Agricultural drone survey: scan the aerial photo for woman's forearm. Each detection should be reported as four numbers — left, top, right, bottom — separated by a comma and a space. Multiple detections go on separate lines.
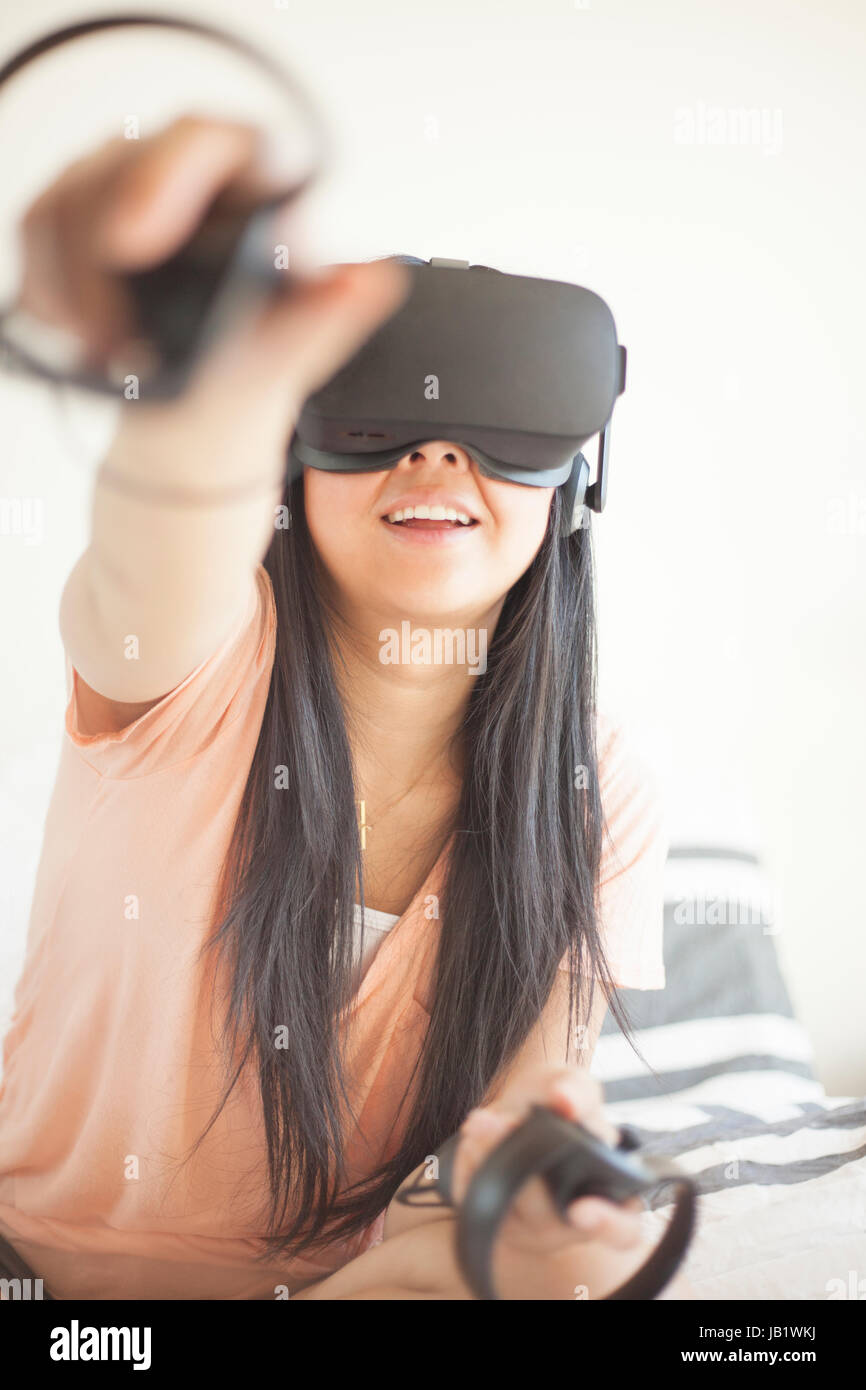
292, 1218, 695, 1301
291, 1217, 471, 1300
292, 1146, 698, 1301
61, 406, 285, 705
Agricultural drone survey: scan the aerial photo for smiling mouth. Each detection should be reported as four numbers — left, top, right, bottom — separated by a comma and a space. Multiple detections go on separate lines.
382, 504, 478, 528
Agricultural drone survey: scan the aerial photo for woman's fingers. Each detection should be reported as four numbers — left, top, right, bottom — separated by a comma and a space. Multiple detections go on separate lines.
252, 259, 411, 404
543, 1069, 620, 1146
175, 258, 411, 426
13, 115, 312, 368
567, 1195, 646, 1250
94, 117, 263, 269
451, 1064, 616, 1202
477, 1062, 619, 1145
451, 1102, 644, 1251
450, 1106, 517, 1205
17, 138, 133, 351
449, 1062, 633, 1251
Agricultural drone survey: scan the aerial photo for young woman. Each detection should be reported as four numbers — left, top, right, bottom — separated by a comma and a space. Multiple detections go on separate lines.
0, 117, 676, 1300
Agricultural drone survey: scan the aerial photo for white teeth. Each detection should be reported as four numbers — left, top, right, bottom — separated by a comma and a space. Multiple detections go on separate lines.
384, 504, 476, 525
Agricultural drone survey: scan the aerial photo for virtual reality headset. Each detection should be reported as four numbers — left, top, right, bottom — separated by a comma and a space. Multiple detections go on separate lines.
289, 256, 627, 536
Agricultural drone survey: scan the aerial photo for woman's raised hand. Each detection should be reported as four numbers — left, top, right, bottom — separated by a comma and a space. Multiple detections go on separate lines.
14, 114, 409, 447
44, 117, 409, 713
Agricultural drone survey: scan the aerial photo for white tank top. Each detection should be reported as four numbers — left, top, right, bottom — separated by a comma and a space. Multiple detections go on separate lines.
352, 903, 400, 979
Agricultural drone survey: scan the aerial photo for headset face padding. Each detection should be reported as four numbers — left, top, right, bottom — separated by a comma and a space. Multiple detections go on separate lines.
289, 437, 590, 536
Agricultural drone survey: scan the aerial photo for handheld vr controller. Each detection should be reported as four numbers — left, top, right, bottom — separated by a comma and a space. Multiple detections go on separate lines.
0, 13, 326, 400
397, 1104, 697, 1300
0, 14, 628, 536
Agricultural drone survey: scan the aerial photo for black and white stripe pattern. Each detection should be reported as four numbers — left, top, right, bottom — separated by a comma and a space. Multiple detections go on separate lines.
591, 846, 866, 1299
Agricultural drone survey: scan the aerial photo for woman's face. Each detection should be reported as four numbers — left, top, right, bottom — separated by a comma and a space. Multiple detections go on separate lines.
304, 441, 554, 626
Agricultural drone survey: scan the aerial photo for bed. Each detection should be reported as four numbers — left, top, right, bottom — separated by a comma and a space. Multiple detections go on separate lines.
591, 844, 866, 1300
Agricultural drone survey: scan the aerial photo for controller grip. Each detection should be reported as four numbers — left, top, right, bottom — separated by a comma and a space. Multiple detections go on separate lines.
429, 1104, 696, 1300
122, 188, 303, 398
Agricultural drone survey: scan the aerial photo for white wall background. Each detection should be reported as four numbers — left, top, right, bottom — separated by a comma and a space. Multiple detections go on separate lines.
0, 0, 864, 1092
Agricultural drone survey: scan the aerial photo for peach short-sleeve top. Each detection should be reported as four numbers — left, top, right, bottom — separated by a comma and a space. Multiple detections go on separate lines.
0, 565, 666, 1299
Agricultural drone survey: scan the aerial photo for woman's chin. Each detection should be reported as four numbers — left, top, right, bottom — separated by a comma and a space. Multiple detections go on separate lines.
368, 581, 487, 626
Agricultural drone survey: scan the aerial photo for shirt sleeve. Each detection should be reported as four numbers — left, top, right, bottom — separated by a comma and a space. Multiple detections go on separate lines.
62, 564, 277, 779
559, 713, 668, 990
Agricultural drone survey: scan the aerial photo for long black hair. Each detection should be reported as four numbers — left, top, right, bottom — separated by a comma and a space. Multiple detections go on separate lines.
193, 326, 631, 1261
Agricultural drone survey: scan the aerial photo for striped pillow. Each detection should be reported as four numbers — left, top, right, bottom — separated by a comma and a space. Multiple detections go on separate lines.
594, 845, 818, 1105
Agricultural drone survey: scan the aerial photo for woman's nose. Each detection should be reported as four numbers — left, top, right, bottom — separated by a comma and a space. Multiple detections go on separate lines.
398, 440, 472, 470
